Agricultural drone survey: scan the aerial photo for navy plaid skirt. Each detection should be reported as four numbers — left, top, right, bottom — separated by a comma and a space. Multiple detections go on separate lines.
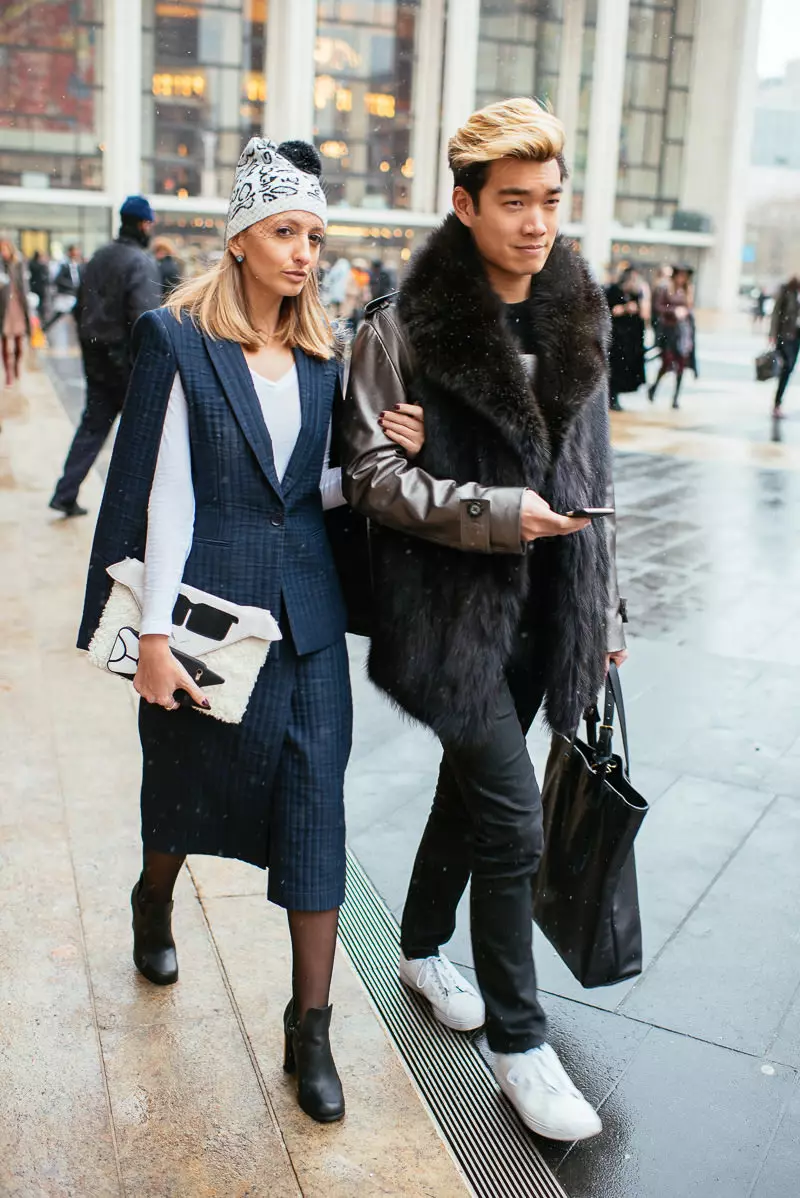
138, 629, 352, 911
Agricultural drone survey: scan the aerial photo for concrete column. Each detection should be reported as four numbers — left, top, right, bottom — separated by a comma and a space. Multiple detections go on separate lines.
410, 0, 446, 213
104, 0, 144, 226
437, 0, 481, 214
581, 0, 631, 279
555, 0, 586, 223
681, 0, 763, 311
265, 0, 317, 143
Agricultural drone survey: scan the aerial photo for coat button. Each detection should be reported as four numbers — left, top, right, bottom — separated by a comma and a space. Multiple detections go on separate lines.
467, 502, 483, 519
270, 515, 284, 527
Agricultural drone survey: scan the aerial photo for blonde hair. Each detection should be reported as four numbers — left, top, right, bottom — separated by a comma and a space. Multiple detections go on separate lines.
448, 97, 566, 190
152, 236, 178, 257
165, 245, 334, 360
0, 238, 20, 264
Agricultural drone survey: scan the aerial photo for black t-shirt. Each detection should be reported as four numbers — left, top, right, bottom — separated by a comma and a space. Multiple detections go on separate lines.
503, 300, 537, 354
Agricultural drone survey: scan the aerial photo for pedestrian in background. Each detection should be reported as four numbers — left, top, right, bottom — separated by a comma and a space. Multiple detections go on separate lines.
369, 256, 394, 301
648, 264, 696, 409
606, 266, 648, 411
77, 138, 423, 1125
49, 196, 161, 517
0, 238, 30, 388
151, 236, 183, 300
28, 250, 50, 322
43, 244, 83, 333
770, 274, 800, 418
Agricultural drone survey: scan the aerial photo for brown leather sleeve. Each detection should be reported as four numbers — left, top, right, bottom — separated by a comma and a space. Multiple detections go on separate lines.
604, 472, 627, 653
341, 311, 527, 555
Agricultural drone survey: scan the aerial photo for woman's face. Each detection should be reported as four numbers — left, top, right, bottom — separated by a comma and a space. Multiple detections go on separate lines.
0, 242, 12, 263
230, 211, 325, 299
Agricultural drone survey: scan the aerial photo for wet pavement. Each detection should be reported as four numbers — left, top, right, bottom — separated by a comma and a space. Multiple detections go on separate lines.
37, 319, 800, 1196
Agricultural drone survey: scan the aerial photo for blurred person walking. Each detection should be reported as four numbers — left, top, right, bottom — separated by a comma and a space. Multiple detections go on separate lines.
49, 196, 161, 517
606, 266, 648, 411
0, 238, 31, 387
152, 236, 183, 300
28, 250, 50, 322
648, 264, 696, 409
369, 257, 394, 301
43, 245, 83, 333
770, 275, 800, 418
344, 98, 627, 1143
77, 139, 423, 1124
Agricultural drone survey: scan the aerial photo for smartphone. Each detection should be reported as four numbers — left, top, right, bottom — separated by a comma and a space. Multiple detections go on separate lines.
171, 647, 225, 709
564, 507, 615, 520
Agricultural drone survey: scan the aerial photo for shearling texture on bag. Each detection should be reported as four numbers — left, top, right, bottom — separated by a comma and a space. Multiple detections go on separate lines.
361, 214, 615, 744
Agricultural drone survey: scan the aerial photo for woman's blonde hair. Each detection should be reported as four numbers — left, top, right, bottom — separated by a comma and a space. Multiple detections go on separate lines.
448, 98, 567, 205
0, 238, 20, 264
165, 240, 333, 361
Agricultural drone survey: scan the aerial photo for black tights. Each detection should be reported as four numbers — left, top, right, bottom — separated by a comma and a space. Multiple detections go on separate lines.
140, 849, 338, 1019
650, 364, 684, 405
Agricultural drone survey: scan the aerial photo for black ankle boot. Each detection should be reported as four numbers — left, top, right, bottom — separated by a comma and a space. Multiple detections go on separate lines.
283, 998, 345, 1123
131, 878, 178, 985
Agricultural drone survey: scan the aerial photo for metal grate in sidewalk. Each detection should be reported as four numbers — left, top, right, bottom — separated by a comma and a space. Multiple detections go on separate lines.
339, 849, 569, 1198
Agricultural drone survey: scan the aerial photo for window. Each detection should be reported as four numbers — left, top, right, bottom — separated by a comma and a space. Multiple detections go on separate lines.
0, 0, 104, 190
315, 0, 418, 210
476, 1, 563, 112
142, 0, 268, 199
615, 1, 694, 228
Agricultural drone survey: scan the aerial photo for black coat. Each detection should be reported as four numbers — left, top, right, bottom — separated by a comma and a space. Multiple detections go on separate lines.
76, 234, 161, 347
157, 254, 182, 300
605, 284, 646, 395
357, 216, 617, 743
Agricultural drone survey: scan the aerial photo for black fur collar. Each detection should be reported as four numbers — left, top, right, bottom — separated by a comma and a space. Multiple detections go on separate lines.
397, 213, 610, 452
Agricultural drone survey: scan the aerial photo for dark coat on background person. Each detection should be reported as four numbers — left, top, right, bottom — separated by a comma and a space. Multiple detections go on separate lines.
157, 254, 183, 300
343, 215, 624, 745
77, 310, 350, 877
54, 260, 82, 297
605, 283, 646, 395
771, 282, 800, 343
28, 254, 49, 305
76, 233, 161, 348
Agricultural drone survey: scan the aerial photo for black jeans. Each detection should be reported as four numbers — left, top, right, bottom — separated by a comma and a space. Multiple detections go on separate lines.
52, 341, 130, 506
775, 336, 799, 408
401, 645, 547, 1054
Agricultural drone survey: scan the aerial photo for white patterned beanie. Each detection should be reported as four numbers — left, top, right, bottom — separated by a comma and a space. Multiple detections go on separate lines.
225, 138, 327, 245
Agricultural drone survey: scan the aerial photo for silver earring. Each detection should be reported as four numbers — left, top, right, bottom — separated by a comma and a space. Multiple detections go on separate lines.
235, 254, 244, 263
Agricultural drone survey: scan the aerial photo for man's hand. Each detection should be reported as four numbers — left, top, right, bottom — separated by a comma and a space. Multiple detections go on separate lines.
520, 490, 590, 542
606, 649, 628, 673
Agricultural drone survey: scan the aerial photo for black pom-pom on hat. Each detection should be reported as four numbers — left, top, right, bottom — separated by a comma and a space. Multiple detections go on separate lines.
278, 140, 323, 178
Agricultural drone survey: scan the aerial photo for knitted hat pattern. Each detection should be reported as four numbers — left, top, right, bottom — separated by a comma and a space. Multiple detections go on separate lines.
225, 138, 327, 245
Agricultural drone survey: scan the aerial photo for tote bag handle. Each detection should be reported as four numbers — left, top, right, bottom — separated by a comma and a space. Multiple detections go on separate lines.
595, 662, 632, 777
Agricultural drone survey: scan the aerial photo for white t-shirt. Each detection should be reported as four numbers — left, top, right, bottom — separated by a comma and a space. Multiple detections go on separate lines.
140, 366, 344, 636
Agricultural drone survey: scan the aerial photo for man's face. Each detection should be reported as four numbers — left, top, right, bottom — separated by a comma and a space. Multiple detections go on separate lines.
453, 157, 562, 281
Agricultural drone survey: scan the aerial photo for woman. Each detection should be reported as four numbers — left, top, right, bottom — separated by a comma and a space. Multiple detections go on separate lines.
770, 275, 800, 418
605, 266, 648, 411
0, 239, 31, 387
648, 265, 696, 409
151, 236, 183, 300
77, 138, 424, 1123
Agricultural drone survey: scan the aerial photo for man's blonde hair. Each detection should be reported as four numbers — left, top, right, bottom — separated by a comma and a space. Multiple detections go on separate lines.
447, 98, 567, 205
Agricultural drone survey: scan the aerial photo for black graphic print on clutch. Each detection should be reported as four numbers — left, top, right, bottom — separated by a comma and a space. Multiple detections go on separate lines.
228, 140, 325, 227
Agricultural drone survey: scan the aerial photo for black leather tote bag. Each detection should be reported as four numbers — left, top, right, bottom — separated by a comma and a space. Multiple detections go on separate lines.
755, 349, 780, 382
533, 664, 648, 988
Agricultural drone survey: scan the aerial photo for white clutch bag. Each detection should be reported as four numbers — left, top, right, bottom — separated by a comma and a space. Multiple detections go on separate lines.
87, 558, 282, 724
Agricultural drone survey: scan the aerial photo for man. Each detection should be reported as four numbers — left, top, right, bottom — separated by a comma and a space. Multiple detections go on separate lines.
151, 236, 183, 300
369, 256, 394, 302
49, 196, 161, 517
770, 274, 800, 418
43, 244, 82, 333
342, 98, 627, 1142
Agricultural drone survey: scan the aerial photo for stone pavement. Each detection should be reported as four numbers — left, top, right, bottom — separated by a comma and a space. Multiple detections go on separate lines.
11, 323, 800, 1197
0, 364, 468, 1196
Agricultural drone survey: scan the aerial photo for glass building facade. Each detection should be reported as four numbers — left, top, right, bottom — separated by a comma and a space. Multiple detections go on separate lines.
476, 0, 562, 113
615, 0, 695, 228
141, 0, 268, 199
314, 0, 418, 210
0, 0, 104, 190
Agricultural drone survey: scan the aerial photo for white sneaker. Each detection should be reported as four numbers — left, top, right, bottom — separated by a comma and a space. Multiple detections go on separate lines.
399, 952, 486, 1031
493, 1043, 602, 1142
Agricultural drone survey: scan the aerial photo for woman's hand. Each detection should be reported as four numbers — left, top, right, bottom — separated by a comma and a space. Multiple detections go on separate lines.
134, 635, 210, 711
379, 403, 425, 458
